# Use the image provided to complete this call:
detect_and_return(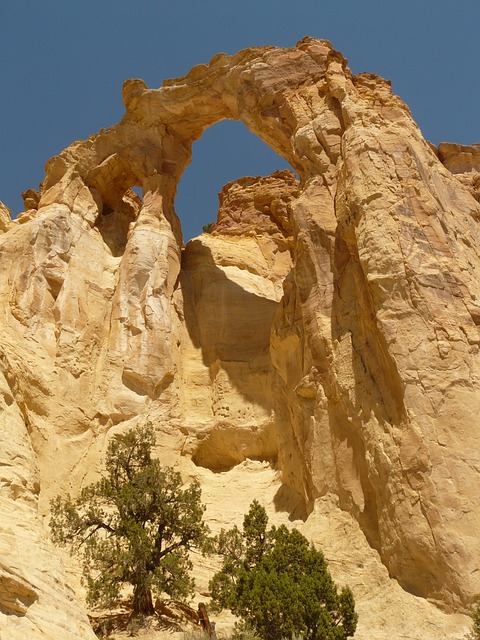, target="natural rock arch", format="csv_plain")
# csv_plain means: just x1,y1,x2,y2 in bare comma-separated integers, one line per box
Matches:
37,37,339,238
33,37,345,416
